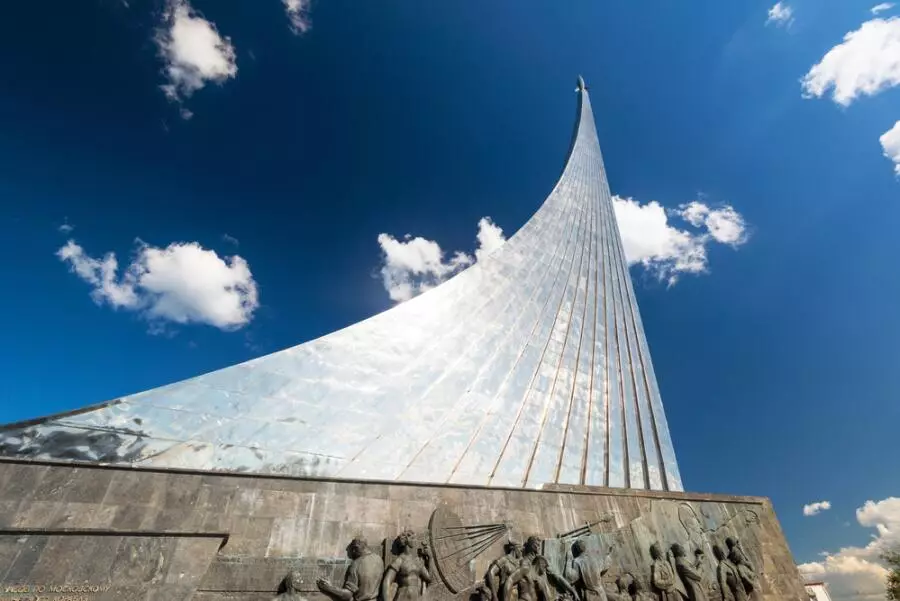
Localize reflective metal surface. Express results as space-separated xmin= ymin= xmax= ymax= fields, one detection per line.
xmin=0 ymin=78 xmax=683 ymax=491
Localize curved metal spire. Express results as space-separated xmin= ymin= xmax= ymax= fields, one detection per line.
xmin=0 ymin=79 xmax=683 ymax=491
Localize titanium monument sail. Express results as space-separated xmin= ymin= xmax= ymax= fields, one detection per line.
xmin=0 ymin=77 xmax=683 ymax=491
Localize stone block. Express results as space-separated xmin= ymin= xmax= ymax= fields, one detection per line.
xmin=10 ymin=500 xmax=62 ymax=528
xmin=1 ymin=535 xmax=48 ymax=583
xmin=104 ymin=470 xmax=168 ymax=507
xmin=0 ymin=463 xmax=49 ymax=502
xmin=63 ymin=467 xmax=114 ymax=503
xmin=164 ymin=538 xmax=223 ymax=586
xmin=222 ymin=516 xmax=276 ymax=557
xmin=111 ymin=503 xmax=154 ymax=530
xmin=51 ymin=501 xmax=118 ymax=528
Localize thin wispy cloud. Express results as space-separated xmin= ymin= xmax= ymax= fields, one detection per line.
xmin=766 ymin=2 xmax=795 ymax=27
xmin=282 ymin=0 xmax=313 ymax=34
xmin=801 ymin=17 xmax=900 ymax=106
xmin=872 ymin=3 xmax=896 ymax=14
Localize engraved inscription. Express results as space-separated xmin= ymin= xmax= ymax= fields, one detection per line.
xmin=0 ymin=583 xmax=111 ymax=601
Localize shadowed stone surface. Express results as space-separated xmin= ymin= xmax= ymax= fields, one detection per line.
xmin=0 ymin=459 xmax=806 ymax=601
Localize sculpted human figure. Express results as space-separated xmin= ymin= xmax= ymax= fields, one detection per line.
xmin=712 ymin=545 xmax=741 ymax=601
xmin=382 ymin=530 xmax=433 ymax=601
xmin=486 ymin=540 xmax=523 ymax=601
xmin=504 ymin=556 xmax=579 ymax=601
xmin=504 ymin=537 xmax=579 ymax=601
xmin=629 ymin=577 xmax=655 ymax=601
xmin=671 ymin=544 xmax=707 ymax=601
xmin=473 ymin=583 xmax=493 ymax=601
xmin=612 ymin=573 xmax=633 ymax=601
xmin=725 ymin=539 xmax=759 ymax=601
xmin=564 ymin=539 xmax=611 ymax=601
xmin=649 ymin=543 xmax=685 ymax=601
xmin=317 ymin=538 xmax=385 ymax=601
xmin=275 ymin=570 xmax=306 ymax=601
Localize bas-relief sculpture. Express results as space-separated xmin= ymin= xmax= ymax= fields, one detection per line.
xmin=649 ymin=543 xmax=683 ymax=601
xmin=671 ymin=544 xmax=706 ymax=601
xmin=272 ymin=506 xmax=766 ymax=601
xmin=710 ymin=539 xmax=761 ymax=601
xmin=382 ymin=530 xmax=434 ymax=601
xmin=503 ymin=536 xmax=579 ymax=601
xmin=317 ymin=538 xmax=385 ymax=601
xmin=565 ymin=539 xmax=613 ymax=601
xmin=276 ymin=570 xmax=308 ymax=601
xmin=485 ymin=540 xmax=522 ymax=601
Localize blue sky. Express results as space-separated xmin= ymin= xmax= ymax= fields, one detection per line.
xmin=0 ymin=1 xmax=899 ymax=598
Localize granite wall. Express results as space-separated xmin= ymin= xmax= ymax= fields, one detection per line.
xmin=0 ymin=459 xmax=806 ymax=601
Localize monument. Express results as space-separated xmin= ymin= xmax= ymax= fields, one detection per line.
xmin=0 ymin=77 xmax=807 ymax=600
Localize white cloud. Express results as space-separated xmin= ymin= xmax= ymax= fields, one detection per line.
xmin=57 ymin=239 xmax=258 ymax=330
xmin=222 ymin=233 xmax=240 ymax=246
xmin=880 ymin=120 xmax=900 ymax=175
xmin=376 ymin=235 xmax=472 ymax=302
xmin=612 ymin=196 xmax=748 ymax=286
xmin=57 ymin=241 xmax=141 ymax=310
xmin=377 ymin=216 xmax=507 ymax=302
xmin=58 ymin=219 xmax=74 ymax=234
xmin=801 ymin=17 xmax=900 ymax=106
xmin=474 ymin=217 xmax=505 ymax=262
xmin=378 ymin=197 xmax=746 ymax=300
xmin=156 ymin=0 xmax=238 ymax=104
xmin=678 ymin=201 xmax=748 ymax=245
xmin=804 ymin=500 xmax=833 ymax=516
xmin=872 ymin=3 xmax=896 ymax=15
xmin=282 ymin=0 xmax=312 ymax=34
xmin=798 ymin=497 xmax=900 ymax=601
xmin=766 ymin=2 xmax=795 ymax=27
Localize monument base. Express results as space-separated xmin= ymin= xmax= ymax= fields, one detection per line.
xmin=0 ymin=459 xmax=806 ymax=600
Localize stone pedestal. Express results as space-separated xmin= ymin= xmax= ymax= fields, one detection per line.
xmin=0 ymin=459 xmax=806 ymax=600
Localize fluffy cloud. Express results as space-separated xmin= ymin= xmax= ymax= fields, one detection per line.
xmin=801 ymin=17 xmax=900 ymax=106
xmin=282 ymin=0 xmax=313 ymax=34
xmin=57 ymin=239 xmax=258 ymax=330
xmin=766 ymin=2 xmax=795 ymax=27
xmin=156 ymin=0 xmax=238 ymax=104
xmin=474 ymin=217 xmax=505 ymax=262
xmin=880 ymin=120 xmax=900 ymax=175
xmin=798 ymin=497 xmax=900 ymax=600
xmin=678 ymin=201 xmax=748 ymax=245
xmin=377 ymin=217 xmax=505 ymax=302
xmin=873 ymin=3 xmax=896 ymax=14
xmin=612 ymin=196 xmax=748 ymax=286
xmin=804 ymin=500 xmax=833 ymax=516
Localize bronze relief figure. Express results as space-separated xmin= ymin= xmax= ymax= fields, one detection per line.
xmin=275 ymin=570 xmax=307 ymax=601
xmin=486 ymin=540 xmax=523 ymax=601
xmin=649 ymin=543 xmax=686 ymax=601
xmin=382 ymin=530 xmax=434 ymax=601
xmin=564 ymin=539 xmax=611 ymax=601
xmin=317 ymin=537 xmax=385 ymax=601
xmin=671 ymin=544 xmax=707 ymax=601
